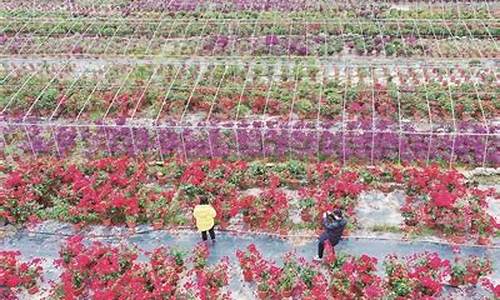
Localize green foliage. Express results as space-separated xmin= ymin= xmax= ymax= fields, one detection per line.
xmin=296 ymin=99 xmax=313 ymax=114
xmin=392 ymin=278 xmax=412 ymax=296
xmin=299 ymin=197 xmax=315 ymax=209
xmin=248 ymin=161 xmax=267 ymax=177
xmin=285 ymin=160 xmax=306 ymax=177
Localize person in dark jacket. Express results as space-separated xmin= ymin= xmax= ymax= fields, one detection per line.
xmin=313 ymin=209 xmax=347 ymax=261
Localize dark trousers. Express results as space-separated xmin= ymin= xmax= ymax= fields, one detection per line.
xmin=318 ymin=234 xmax=338 ymax=258
xmin=201 ymin=226 xmax=215 ymax=241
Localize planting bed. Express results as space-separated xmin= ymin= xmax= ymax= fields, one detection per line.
xmin=0 ymin=62 xmax=498 ymax=165
xmin=0 ymin=1 xmax=499 ymax=299
xmin=1 ymin=18 xmax=498 ymax=59
xmin=0 ymin=227 xmax=499 ymax=299
xmin=0 ymin=157 xmax=498 ymax=243
xmin=0 ymin=0 xmax=498 ymax=60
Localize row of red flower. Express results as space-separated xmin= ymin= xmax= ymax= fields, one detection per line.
xmin=2 ymin=240 xmax=498 ymax=300
xmin=1 ymin=237 xmax=230 ymax=300
xmin=0 ymin=157 xmax=497 ymax=243
xmin=237 ymin=244 xmax=499 ymax=300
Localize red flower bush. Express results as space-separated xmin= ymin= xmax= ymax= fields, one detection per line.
xmin=235 ymin=244 xmax=283 ymax=298
xmin=236 ymin=244 xmax=261 ymax=282
xmin=53 ymin=235 xmax=188 ymax=299
xmin=192 ymin=242 xmax=210 ymax=270
xmin=184 ymin=242 xmax=231 ymax=300
xmin=51 ymin=236 xmax=230 ymax=300
xmin=237 ymin=244 xmax=383 ymax=299
xmin=0 ymin=158 xmax=62 ymax=224
xmin=327 ymin=252 xmax=383 ymax=299
xmin=0 ymin=157 xmax=151 ymax=227
xmin=1 ymin=157 xmax=496 ymax=244
xmin=2 ymin=241 xmax=495 ymax=300
xmin=450 ymin=256 xmax=492 ymax=286
xmin=56 ymin=157 xmax=147 ymax=227
xmin=0 ymin=157 xmax=191 ymax=228
xmin=238 ymin=245 xmax=494 ymax=300
xmin=52 ymin=235 xmax=141 ymax=299
xmin=298 ymin=171 xmax=366 ymax=230
xmin=401 ymin=165 xmax=497 ymax=243
xmin=0 ymin=251 xmax=43 ymax=299
xmin=384 ymin=252 xmax=451 ymax=299
xmin=176 ymin=160 xmax=242 ymax=229
xmin=239 ymin=182 xmax=290 ymax=233
xmin=185 ymin=257 xmax=231 ymax=300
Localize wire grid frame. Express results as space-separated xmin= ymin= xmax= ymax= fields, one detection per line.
xmin=4 ymin=60 xmax=496 ymax=109
xmin=0 ymin=17 xmax=498 ymax=60
xmin=0 ymin=3 xmax=498 ymax=161
xmin=438 ymin=16 xmax=498 ymax=168
xmin=0 ymin=59 xmax=498 ymax=165
xmin=419 ymin=17 xmax=473 ymax=168
xmin=3 ymin=60 xmax=499 ymax=92
xmin=150 ymin=12 xmax=209 ymax=160
xmin=0 ymin=10 xmax=162 ymax=155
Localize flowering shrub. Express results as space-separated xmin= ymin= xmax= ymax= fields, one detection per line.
xmin=237 ymin=244 xmax=383 ymax=299
xmin=327 ymin=253 xmax=384 ymax=299
xmin=8 ymin=64 xmax=496 ymax=121
xmin=450 ymin=256 xmax=492 ymax=286
xmin=192 ymin=242 xmax=210 ymax=270
xmin=239 ymin=180 xmax=290 ymax=233
xmin=0 ymin=157 xmax=189 ymax=228
xmin=236 ymin=244 xmax=262 ymax=283
xmin=0 ymin=158 xmax=62 ymax=224
xmin=176 ymin=160 xmax=242 ymax=229
xmin=2 ymin=242 xmax=495 ymax=300
xmin=185 ymin=258 xmax=231 ymax=300
xmin=182 ymin=242 xmax=231 ymax=300
xmin=5 ymin=119 xmax=497 ymax=166
xmin=55 ymin=157 xmax=148 ymax=227
xmin=50 ymin=236 xmax=230 ymax=300
xmin=238 ymin=245 xmax=495 ymax=299
xmin=52 ymin=235 xmax=141 ymax=299
xmin=401 ymin=165 xmax=497 ymax=243
xmin=298 ymin=171 xmax=366 ymax=230
xmin=384 ymin=252 xmax=451 ymax=299
xmin=143 ymin=188 xmax=184 ymax=229
xmin=1 ymin=158 xmax=496 ymax=244
xmin=235 ymin=244 xmax=284 ymax=298
xmin=0 ymin=251 xmax=43 ymax=299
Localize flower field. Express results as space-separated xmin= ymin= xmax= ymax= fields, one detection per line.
xmin=0 ymin=1 xmax=498 ymax=299
xmin=0 ymin=157 xmax=497 ymax=243
xmin=0 ymin=62 xmax=497 ymax=165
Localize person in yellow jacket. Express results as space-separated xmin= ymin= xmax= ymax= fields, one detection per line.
xmin=193 ymin=196 xmax=217 ymax=243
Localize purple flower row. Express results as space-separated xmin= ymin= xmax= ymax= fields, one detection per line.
xmin=1 ymin=119 xmax=497 ymax=166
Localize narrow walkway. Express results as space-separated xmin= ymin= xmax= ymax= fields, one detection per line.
xmin=2 ymin=56 xmax=497 ymax=68
xmin=1 ymin=226 xmax=499 ymax=281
